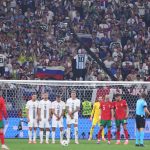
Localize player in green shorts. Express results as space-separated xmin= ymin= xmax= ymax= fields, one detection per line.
xmin=113 ymin=94 xmax=129 ymax=145
xmin=97 ymin=95 xmax=114 ymax=144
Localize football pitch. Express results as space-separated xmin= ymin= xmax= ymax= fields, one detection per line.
xmin=5 ymin=139 xmax=150 ymax=150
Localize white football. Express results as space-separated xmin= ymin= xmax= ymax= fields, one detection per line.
xmin=61 ymin=140 xmax=69 ymax=146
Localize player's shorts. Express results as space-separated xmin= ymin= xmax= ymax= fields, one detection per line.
xmin=136 ymin=115 xmax=145 ymax=129
xmin=28 ymin=119 xmax=38 ymax=128
xmin=52 ymin=118 xmax=63 ymax=128
xmin=92 ymin=118 xmax=100 ymax=126
xmin=100 ymin=120 xmax=112 ymax=128
xmin=39 ymin=119 xmax=50 ymax=128
xmin=66 ymin=116 xmax=78 ymax=125
xmin=0 ymin=120 xmax=4 ymax=128
xmin=115 ymin=119 xmax=127 ymax=127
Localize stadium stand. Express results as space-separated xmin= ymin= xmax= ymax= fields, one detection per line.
xmin=0 ymin=0 xmax=149 ymax=81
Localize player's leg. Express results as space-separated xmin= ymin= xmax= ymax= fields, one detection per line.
xmin=66 ymin=116 xmax=71 ymax=143
xmin=98 ymin=120 xmax=105 ymax=141
xmin=33 ymin=119 xmax=38 ymax=143
xmin=135 ymin=115 xmax=140 ymax=146
xmin=123 ymin=120 xmax=129 ymax=145
xmin=74 ymin=123 xmax=79 ymax=144
xmin=116 ymin=120 xmax=121 ymax=144
xmin=139 ymin=116 xmax=145 ymax=146
xmin=60 ymin=127 xmax=63 ymax=144
xmin=28 ymin=120 xmax=33 ymax=143
xmin=59 ymin=118 xmax=64 ymax=144
xmin=0 ymin=121 xmax=9 ymax=150
xmin=33 ymin=127 xmax=37 ymax=144
xmin=39 ymin=128 xmax=44 ymax=144
xmin=107 ymin=120 xmax=112 ymax=144
xmin=52 ymin=127 xmax=56 ymax=144
xmin=89 ymin=119 xmax=96 ymax=140
xmin=52 ymin=119 xmax=57 ymax=144
xmin=45 ymin=120 xmax=50 ymax=144
xmin=97 ymin=125 xmax=104 ymax=144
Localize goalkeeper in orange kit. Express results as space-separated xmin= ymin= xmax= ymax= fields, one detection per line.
xmin=88 ymin=96 xmax=105 ymax=141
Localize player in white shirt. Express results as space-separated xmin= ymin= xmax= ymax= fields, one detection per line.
xmin=66 ymin=90 xmax=80 ymax=144
xmin=26 ymin=93 xmax=39 ymax=144
xmin=38 ymin=92 xmax=51 ymax=144
xmin=51 ymin=94 xmax=65 ymax=144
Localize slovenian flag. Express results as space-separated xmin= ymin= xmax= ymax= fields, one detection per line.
xmin=35 ymin=66 xmax=65 ymax=80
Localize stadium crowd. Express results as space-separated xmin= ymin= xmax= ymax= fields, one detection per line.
xmin=0 ymin=0 xmax=150 ymax=81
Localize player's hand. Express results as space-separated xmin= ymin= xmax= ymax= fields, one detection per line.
xmin=90 ymin=116 xmax=92 ymax=121
xmin=70 ymin=115 xmax=74 ymax=119
xmin=68 ymin=111 xmax=72 ymax=116
xmin=125 ymin=115 xmax=128 ymax=119
xmin=38 ymin=118 xmax=41 ymax=122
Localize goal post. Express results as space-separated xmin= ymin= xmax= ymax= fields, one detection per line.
xmin=0 ymin=80 xmax=150 ymax=139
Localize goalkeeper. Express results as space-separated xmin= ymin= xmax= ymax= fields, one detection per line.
xmin=88 ymin=96 xmax=105 ymax=141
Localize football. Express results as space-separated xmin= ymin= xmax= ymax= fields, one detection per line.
xmin=61 ymin=140 xmax=69 ymax=146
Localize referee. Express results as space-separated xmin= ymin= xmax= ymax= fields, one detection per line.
xmin=135 ymin=93 xmax=150 ymax=147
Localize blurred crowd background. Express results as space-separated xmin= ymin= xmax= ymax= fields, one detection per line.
xmin=0 ymin=0 xmax=150 ymax=81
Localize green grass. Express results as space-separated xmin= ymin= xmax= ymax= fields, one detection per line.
xmin=5 ymin=139 xmax=150 ymax=150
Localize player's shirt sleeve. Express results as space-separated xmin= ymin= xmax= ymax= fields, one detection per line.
xmin=26 ymin=101 xmax=30 ymax=109
xmin=49 ymin=101 xmax=52 ymax=109
xmin=123 ymin=100 xmax=128 ymax=108
xmin=38 ymin=101 xmax=42 ymax=109
xmin=77 ymin=99 xmax=80 ymax=108
xmin=66 ymin=99 xmax=69 ymax=107
xmin=62 ymin=102 xmax=65 ymax=110
xmin=91 ymin=103 xmax=96 ymax=117
xmin=143 ymin=100 xmax=147 ymax=107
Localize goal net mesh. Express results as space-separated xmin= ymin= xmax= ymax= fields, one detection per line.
xmin=1 ymin=81 xmax=150 ymax=139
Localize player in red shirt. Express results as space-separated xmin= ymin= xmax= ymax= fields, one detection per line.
xmin=113 ymin=94 xmax=129 ymax=145
xmin=0 ymin=91 xmax=9 ymax=150
xmin=97 ymin=95 xmax=114 ymax=144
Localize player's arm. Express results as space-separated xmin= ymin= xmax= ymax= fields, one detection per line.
xmin=125 ymin=102 xmax=129 ymax=119
xmin=72 ymin=106 xmax=80 ymax=114
xmin=60 ymin=103 xmax=65 ymax=118
xmin=90 ymin=103 xmax=95 ymax=120
xmin=49 ymin=105 xmax=51 ymax=121
xmin=72 ymin=100 xmax=80 ymax=114
xmin=38 ymin=107 xmax=41 ymax=121
xmin=2 ymin=98 xmax=8 ymax=120
xmin=144 ymin=107 xmax=150 ymax=116
xmin=26 ymin=102 xmax=30 ymax=122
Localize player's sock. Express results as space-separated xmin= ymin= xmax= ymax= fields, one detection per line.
xmin=140 ymin=131 xmax=144 ymax=145
xmin=89 ymin=127 xmax=94 ymax=139
xmin=124 ymin=129 xmax=129 ymax=140
xmin=107 ymin=130 xmax=111 ymax=141
xmin=67 ymin=128 xmax=70 ymax=143
xmin=60 ymin=131 xmax=63 ymax=143
xmin=97 ymin=129 xmax=102 ymax=140
xmin=52 ymin=131 xmax=55 ymax=143
xmin=40 ymin=131 xmax=43 ymax=143
xmin=46 ymin=131 xmax=50 ymax=143
xmin=33 ymin=130 xmax=37 ymax=142
xmin=0 ymin=133 xmax=5 ymax=144
xmin=75 ymin=127 xmax=78 ymax=142
xmin=116 ymin=130 xmax=120 ymax=141
xmin=136 ymin=130 xmax=140 ymax=144
xmin=28 ymin=130 xmax=32 ymax=142
xmin=102 ymin=129 xmax=105 ymax=139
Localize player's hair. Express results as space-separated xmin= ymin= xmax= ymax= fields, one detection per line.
xmin=71 ymin=90 xmax=76 ymax=94
xmin=141 ymin=92 xmax=147 ymax=99
xmin=115 ymin=93 xmax=121 ymax=98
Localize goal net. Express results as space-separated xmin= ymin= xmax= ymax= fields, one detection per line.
xmin=1 ymin=80 xmax=150 ymax=139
